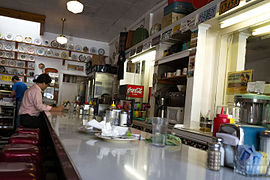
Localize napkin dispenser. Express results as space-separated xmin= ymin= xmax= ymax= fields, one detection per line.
xmin=218 ymin=124 xmax=266 ymax=150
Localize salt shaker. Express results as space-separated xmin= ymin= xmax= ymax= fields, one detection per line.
xmin=207 ymin=142 xmax=221 ymax=171
xmin=216 ymin=138 xmax=224 ymax=166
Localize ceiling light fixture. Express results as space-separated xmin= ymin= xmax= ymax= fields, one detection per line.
xmin=220 ymin=2 xmax=270 ymax=29
xmin=67 ymin=0 xmax=84 ymax=14
xmin=252 ymin=25 xmax=270 ymax=36
xmin=56 ymin=18 xmax=68 ymax=45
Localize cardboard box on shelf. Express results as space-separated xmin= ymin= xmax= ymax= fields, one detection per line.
xmin=162 ymin=12 xmax=185 ymax=29
xmin=126 ymin=30 xmax=135 ymax=50
xmin=92 ymin=54 xmax=106 ymax=66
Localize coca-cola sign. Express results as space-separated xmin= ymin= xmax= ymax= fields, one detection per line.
xmin=126 ymin=85 xmax=144 ymax=98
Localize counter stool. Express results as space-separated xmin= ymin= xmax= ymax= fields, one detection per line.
xmin=15 ymin=127 xmax=41 ymax=136
xmin=0 ymin=144 xmax=42 ymax=179
xmin=0 ymin=162 xmax=37 ymax=180
xmin=0 ymin=144 xmax=41 ymax=166
xmin=9 ymin=133 xmax=40 ymax=146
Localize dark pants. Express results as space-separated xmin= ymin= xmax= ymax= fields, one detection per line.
xmin=15 ymin=100 xmax=21 ymax=129
xmin=20 ymin=114 xmax=44 ymax=129
xmin=20 ymin=113 xmax=49 ymax=149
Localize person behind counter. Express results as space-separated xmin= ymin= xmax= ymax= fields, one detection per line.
xmin=19 ymin=73 xmax=64 ymax=129
xmin=10 ymin=75 xmax=27 ymax=128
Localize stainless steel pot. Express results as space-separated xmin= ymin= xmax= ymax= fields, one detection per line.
xmin=234 ymin=94 xmax=270 ymax=125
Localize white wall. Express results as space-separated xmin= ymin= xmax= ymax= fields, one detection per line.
xmin=0 ymin=16 xmax=109 ymax=105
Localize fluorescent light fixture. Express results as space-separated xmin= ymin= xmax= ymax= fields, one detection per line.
xmin=67 ymin=0 xmax=84 ymax=14
xmin=131 ymin=50 xmax=156 ymax=63
xmin=220 ymin=2 xmax=270 ymax=28
xmin=252 ymin=25 xmax=270 ymax=36
xmin=56 ymin=35 xmax=68 ymax=44
xmin=124 ymin=165 xmax=145 ymax=180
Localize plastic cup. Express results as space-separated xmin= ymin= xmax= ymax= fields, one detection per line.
xmin=152 ymin=117 xmax=168 ymax=147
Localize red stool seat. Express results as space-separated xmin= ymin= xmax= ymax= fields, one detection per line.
xmin=16 ymin=127 xmax=40 ymax=136
xmin=0 ymin=162 xmax=37 ymax=180
xmin=0 ymin=144 xmax=41 ymax=165
xmin=9 ymin=133 xmax=40 ymax=146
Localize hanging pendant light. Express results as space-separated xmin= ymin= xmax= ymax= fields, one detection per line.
xmin=56 ymin=18 xmax=68 ymax=45
xmin=67 ymin=0 xmax=84 ymax=14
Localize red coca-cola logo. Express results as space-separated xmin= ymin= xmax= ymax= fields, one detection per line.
xmin=127 ymin=87 xmax=143 ymax=94
xmin=126 ymin=85 xmax=144 ymax=98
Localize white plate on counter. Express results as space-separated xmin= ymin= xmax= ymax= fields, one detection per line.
xmin=95 ymin=133 xmax=139 ymax=143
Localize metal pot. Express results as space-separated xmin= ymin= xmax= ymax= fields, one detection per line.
xmin=234 ymin=94 xmax=270 ymax=125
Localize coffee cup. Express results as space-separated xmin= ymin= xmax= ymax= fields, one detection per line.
xmin=176 ymin=69 xmax=181 ymax=76
xmin=182 ymin=68 xmax=188 ymax=75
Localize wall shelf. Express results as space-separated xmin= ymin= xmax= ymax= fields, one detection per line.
xmin=0 ymin=38 xmax=108 ymax=57
xmin=157 ymin=49 xmax=190 ymax=65
xmin=0 ymin=49 xmax=87 ymax=63
xmin=157 ymin=75 xmax=187 ymax=84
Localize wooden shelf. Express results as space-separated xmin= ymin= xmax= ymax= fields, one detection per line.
xmin=0 ymin=56 xmax=35 ymax=63
xmin=157 ymin=75 xmax=187 ymax=84
xmin=1 ymin=64 xmax=34 ymax=70
xmin=0 ymin=38 xmax=107 ymax=57
xmin=157 ymin=49 xmax=190 ymax=65
xmin=0 ymin=73 xmax=34 ymax=77
xmin=0 ymin=49 xmax=87 ymax=63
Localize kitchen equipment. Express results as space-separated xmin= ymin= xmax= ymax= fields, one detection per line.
xmin=234 ymin=94 xmax=270 ymax=125
xmin=167 ymin=106 xmax=184 ymax=124
xmin=166 ymin=92 xmax=185 ymax=107
xmin=213 ymin=107 xmax=230 ymax=137
xmin=207 ymin=142 xmax=221 ymax=171
xmin=260 ymin=130 xmax=270 ymax=158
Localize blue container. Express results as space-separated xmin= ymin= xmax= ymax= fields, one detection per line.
xmin=164 ymin=1 xmax=195 ymax=16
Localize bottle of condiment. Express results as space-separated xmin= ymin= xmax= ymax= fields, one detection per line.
xmin=110 ymin=101 xmax=116 ymax=110
xmin=89 ymin=101 xmax=94 ymax=116
xmin=207 ymin=143 xmax=221 ymax=171
xmin=213 ymin=107 xmax=230 ymax=137
xmin=158 ymin=98 xmax=166 ymax=118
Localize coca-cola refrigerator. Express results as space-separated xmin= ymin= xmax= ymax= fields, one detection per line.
xmin=119 ymin=85 xmax=144 ymax=100
xmin=119 ymin=85 xmax=144 ymax=126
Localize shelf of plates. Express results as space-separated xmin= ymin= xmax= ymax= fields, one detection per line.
xmin=0 ymin=37 xmax=107 ymax=82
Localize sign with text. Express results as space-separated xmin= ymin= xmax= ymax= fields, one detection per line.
xmin=0 ymin=75 xmax=12 ymax=82
xmin=219 ymin=0 xmax=240 ymax=15
xmin=198 ymin=5 xmax=217 ymax=24
xmin=227 ymin=70 xmax=253 ymax=95
xmin=126 ymin=85 xmax=144 ymax=98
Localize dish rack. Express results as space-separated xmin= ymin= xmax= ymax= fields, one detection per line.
xmin=234 ymin=155 xmax=270 ymax=176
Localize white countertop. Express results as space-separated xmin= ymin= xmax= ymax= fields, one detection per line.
xmin=46 ymin=112 xmax=269 ymax=180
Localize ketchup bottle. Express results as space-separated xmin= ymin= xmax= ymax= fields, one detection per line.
xmin=213 ymin=107 xmax=230 ymax=137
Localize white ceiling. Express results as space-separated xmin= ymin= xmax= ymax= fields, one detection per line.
xmin=0 ymin=0 xmax=164 ymax=42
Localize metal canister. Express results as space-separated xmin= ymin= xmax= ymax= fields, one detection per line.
xmin=112 ymin=109 xmax=121 ymax=126
xmin=120 ymin=111 xmax=128 ymax=127
xmin=207 ymin=143 xmax=221 ymax=171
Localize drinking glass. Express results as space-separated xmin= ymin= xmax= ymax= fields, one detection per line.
xmin=152 ymin=117 xmax=168 ymax=147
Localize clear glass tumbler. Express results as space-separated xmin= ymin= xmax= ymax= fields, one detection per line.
xmin=152 ymin=117 xmax=168 ymax=147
